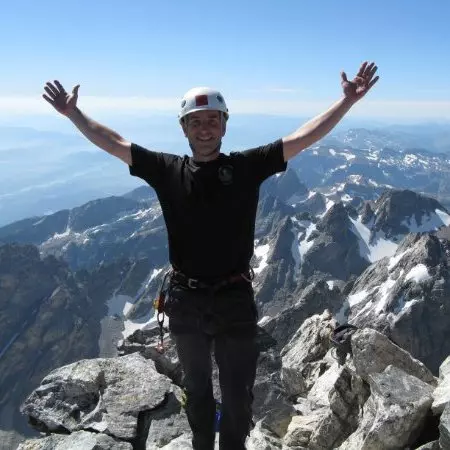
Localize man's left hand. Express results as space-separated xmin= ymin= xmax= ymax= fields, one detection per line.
xmin=341 ymin=61 xmax=379 ymax=102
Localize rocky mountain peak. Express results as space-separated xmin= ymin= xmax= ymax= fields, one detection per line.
xmin=360 ymin=201 xmax=375 ymax=224
xmin=67 ymin=196 xmax=141 ymax=232
xmin=346 ymin=233 xmax=450 ymax=373
xmin=294 ymin=192 xmax=327 ymax=216
xmin=299 ymin=202 xmax=370 ymax=281
xmin=261 ymin=168 xmax=308 ymax=204
xmin=316 ymin=202 xmax=351 ymax=235
xmin=372 ymin=189 xmax=448 ymax=238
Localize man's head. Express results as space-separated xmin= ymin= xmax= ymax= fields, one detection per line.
xmin=179 ymin=87 xmax=229 ymax=161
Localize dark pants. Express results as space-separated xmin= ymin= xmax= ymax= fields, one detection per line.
xmin=166 ymin=281 xmax=259 ymax=450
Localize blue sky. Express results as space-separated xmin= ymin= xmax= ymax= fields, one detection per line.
xmin=1 ymin=0 xmax=449 ymax=123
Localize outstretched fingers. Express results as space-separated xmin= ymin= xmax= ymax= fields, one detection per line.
xmin=362 ymin=62 xmax=378 ymax=82
xmin=356 ymin=61 xmax=368 ymax=78
xmin=367 ymin=75 xmax=380 ymax=90
xmin=368 ymin=64 xmax=378 ymax=81
xmin=54 ymin=80 xmax=67 ymax=94
xmin=44 ymin=82 xmax=58 ymax=98
xmin=42 ymin=93 xmax=54 ymax=104
xmin=43 ymin=80 xmax=67 ymax=109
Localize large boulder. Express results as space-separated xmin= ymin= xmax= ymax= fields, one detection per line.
xmin=281 ymin=310 xmax=336 ymax=397
xmin=432 ymin=355 xmax=450 ymax=415
xmin=20 ymin=353 xmax=173 ymax=441
xmin=338 ymin=365 xmax=434 ymax=449
xmin=351 ymin=328 xmax=437 ymax=386
xmin=440 ymin=403 xmax=450 ymax=450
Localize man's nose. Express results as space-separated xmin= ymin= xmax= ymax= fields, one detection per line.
xmin=199 ymin=122 xmax=210 ymax=133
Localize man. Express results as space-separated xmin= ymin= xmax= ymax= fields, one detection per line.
xmin=43 ymin=61 xmax=378 ymax=450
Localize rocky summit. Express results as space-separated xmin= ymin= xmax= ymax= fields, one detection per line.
xmin=2 ymin=137 xmax=450 ymax=449
xmin=16 ymin=313 xmax=450 ymax=450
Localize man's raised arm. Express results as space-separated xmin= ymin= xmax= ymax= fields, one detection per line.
xmin=282 ymin=61 xmax=379 ymax=162
xmin=43 ymin=81 xmax=132 ymax=165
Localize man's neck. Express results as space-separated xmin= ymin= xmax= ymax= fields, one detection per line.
xmin=190 ymin=143 xmax=222 ymax=162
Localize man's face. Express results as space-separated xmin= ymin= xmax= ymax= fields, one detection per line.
xmin=181 ymin=110 xmax=226 ymax=160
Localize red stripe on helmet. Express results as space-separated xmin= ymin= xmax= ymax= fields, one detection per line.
xmin=195 ymin=95 xmax=209 ymax=106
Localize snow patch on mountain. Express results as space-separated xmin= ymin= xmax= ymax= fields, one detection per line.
xmin=348 ymin=289 xmax=371 ymax=307
xmin=401 ymin=209 xmax=450 ymax=232
xmin=107 ymin=266 xmax=166 ymax=339
xmin=374 ymin=275 xmax=399 ymax=314
xmin=387 ymin=249 xmax=412 ymax=270
xmin=436 ymin=209 xmax=450 ymax=225
xmin=405 ymin=264 xmax=432 ymax=283
xmin=350 ymin=217 xmax=399 ymax=262
xmin=298 ymin=221 xmax=317 ymax=262
xmin=254 ymin=242 xmax=271 ymax=274
xmin=319 ymin=198 xmax=335 ymax=217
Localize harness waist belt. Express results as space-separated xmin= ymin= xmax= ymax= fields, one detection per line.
xmin=171 ymin=268 xmax=254 ymax=290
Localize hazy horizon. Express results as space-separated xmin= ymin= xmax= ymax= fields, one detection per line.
xmin=2 ymin=0 xmax=449 ymax=124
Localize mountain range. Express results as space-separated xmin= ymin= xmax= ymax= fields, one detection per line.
xmin=1 ymin=126 xmax=450 ymax=449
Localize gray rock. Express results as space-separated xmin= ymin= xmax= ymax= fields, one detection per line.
xmin=158 ymin=433 xmax=193 ymax=450
xmin=351 ymin=328 xmax=437 ymax=386
xmin=283 ymin=414 xmax=323 ymax=448
xmin=263 ymin=283 xmax=342 ymax=351
xmin=440 ymin=356 xmax=450 ymax=379
xmin=432 ymin=357 xmax=450 ymax=415
xmin=119 ymin=330 xmax=182 ymax=385
xmin=440 ymin=403 xmax=450 ymax=450
xmin=17 ymin=430 xmax=132 ymax=450
xmin=281 ymin=310 xmax=336 ymax=397
xmin=307 ymin=362 xmax=345 ymax=410
xmin=339 ymin=365 xmax=434 ymax=449
xmin=246 ymin=421 xmax=283 ymax=450
xmin=306 ymin=363 xmax=368 ymax=449
xmin=433 ymin=356 xmax=450 ymax=416
xmin=252 ymin=376 xmax=296 ymax=438
xmin=20 ymin=353 xmax=172 ymax=440
xmin=414 ymin=441 xmax=440 ymax=450
xmin=309 ymin=410 xmax=351 ymax=450
xmin=145 ymin=387 xmax=191 ymax=449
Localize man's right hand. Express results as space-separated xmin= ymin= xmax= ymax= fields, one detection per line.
xmin=43 ymin=81 xmax=80 ymax=116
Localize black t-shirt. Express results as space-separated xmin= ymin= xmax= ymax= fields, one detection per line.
xmin=129 ymin=140 xmax=287 ymax=279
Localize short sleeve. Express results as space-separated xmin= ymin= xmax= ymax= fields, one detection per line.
xmin=238 ymin=139 xmax=287 ymax=184
xmin=129 ymin=143 xmax=177 ymax=189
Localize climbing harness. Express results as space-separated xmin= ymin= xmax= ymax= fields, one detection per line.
xmin=171 ymin=267 xmax=254 ymax=292
xmin=153 ymin=270 xmax=172 ymax=353
xmin=330 ymin=324 xmax=359 ymax=365
xmin=152 ymin=267 xmax=254 ymax=351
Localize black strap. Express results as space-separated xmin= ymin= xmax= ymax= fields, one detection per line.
xmin=171 ymin=268 xmax=254 ymax=292
xmin=330 ymin=324 xmax=359 ymax=365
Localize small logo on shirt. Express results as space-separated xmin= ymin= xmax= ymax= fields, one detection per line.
xmin=218 ymin=165 xmax=233 ymax=185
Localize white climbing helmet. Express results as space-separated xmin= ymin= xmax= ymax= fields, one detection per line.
xmin=178 ymin=87 xmax=229 ymax=121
